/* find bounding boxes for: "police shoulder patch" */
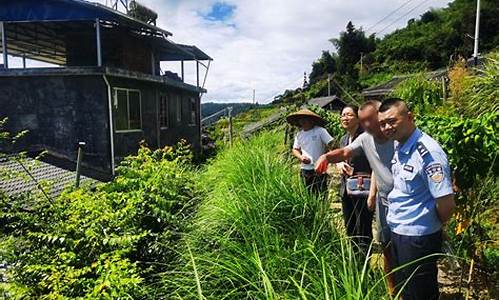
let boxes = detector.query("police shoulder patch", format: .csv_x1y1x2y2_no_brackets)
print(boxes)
425,163,444,183
416,141,429,157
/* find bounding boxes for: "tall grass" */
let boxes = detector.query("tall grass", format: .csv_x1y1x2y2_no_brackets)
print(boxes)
158,131,389,299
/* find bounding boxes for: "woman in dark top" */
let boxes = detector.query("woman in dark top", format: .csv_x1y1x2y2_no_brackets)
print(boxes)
337,105,373,255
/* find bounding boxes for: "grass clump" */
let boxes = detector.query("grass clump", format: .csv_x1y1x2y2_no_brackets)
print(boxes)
161,131,389,299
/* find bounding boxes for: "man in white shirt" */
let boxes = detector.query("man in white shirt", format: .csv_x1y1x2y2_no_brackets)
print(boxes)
287,109,334,194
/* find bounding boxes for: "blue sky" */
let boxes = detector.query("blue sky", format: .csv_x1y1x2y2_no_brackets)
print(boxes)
203,2,236,22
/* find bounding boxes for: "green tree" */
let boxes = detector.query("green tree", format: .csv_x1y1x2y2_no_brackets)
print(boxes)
309,51,337,85
330,21,377,80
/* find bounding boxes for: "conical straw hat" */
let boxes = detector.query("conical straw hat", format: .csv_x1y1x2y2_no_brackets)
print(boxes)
286,109,326,127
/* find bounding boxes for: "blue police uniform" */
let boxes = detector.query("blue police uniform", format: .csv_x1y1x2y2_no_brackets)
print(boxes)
388,128,454,300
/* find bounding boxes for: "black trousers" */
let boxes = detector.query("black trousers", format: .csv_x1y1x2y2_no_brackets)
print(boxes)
341,194,373,254
300,169,328,195
390,230,442,300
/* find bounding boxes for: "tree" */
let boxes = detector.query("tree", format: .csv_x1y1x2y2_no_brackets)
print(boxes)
330,21,376,79
309,51,337,85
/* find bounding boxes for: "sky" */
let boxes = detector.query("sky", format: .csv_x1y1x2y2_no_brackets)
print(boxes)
8,0,453,103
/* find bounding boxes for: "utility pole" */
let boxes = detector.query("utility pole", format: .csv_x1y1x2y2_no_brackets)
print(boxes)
327,73,332,96
360,52,364,78
473,0,481,64
252,89,255,105
227,107,233,146
75,142,86,188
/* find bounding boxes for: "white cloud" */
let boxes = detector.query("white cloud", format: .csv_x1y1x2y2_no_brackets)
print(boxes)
8,0,453,103
145,0,452,103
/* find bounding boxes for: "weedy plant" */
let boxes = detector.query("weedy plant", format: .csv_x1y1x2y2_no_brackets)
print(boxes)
159,132,390,299
0,141,199,299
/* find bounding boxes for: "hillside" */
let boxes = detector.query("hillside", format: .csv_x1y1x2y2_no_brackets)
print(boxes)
201,102,258,118
272,0,499,105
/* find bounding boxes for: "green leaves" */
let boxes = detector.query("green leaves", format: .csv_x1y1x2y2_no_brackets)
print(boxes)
391,73,443,114
417,112,499,189
1,141,199,299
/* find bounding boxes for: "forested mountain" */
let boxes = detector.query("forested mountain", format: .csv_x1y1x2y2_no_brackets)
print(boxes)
273,0,498,104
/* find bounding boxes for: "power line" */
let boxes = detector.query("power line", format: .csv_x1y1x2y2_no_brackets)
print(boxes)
375,0,433,36
366,0,415,33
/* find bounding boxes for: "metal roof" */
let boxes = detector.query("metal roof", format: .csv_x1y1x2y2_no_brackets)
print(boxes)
0,155,97,199
307,95,345,109
0,0,172,36
362,69,448,97
0,0,212,65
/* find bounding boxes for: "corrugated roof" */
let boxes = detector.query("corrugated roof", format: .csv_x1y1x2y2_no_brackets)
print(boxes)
362,69,448,97
0,156,97,199
306,95,345,109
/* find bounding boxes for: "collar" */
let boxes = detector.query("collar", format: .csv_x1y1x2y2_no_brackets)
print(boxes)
397,128,422,155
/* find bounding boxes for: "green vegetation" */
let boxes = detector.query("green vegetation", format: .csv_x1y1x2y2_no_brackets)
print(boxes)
1,141,198,299
207,104,281,145
160,131,388,299
1,0,498,298
272,0,498,106
390,73,443,114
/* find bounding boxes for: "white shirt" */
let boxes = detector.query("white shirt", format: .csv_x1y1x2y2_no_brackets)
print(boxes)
293,126,333,170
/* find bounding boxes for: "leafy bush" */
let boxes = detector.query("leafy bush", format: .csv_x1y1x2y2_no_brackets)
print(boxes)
1,142,198,299
416,112,498,190
391,73,443,114
161,132,388,299
448,51,499,117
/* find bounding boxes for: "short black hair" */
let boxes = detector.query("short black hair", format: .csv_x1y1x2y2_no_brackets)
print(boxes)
379,98,408,113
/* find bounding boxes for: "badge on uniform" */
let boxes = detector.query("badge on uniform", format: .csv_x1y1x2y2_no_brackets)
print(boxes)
425,163,444,183
403,164,414,172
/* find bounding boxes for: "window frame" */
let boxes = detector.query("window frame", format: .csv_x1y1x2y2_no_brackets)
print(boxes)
175,94,182,124
159,93,170,130
113,87,143,133
188,96,197,127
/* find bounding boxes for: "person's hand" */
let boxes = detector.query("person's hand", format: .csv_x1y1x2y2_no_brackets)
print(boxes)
300,155,311,164
315,155,329,174
367,194,376,211
336,162,353,176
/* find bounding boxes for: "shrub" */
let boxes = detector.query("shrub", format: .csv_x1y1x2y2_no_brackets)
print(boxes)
391,73,443,114
0,142,198,299
451,51,499,117
416,112,498,190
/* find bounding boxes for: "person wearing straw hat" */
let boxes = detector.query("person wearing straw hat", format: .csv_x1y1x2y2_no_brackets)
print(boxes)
287,108,334,194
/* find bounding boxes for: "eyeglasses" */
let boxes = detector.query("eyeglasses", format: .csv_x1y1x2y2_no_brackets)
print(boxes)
341,113,356,118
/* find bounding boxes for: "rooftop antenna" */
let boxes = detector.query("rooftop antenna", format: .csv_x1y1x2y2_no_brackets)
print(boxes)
107,0,129,13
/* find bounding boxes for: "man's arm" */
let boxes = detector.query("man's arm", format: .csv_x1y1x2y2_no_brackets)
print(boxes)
292,148,302,160
367,172,377,211
435,194,456,224
315,147,352,174
292,148,310,164
324,147,353,163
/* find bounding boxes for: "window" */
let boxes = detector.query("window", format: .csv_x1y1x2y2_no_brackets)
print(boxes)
176,94,182,124
159,94,169,128
113,88,142,132
189,97,197,126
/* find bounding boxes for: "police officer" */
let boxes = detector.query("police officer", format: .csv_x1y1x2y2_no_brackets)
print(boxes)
378,98,456,300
